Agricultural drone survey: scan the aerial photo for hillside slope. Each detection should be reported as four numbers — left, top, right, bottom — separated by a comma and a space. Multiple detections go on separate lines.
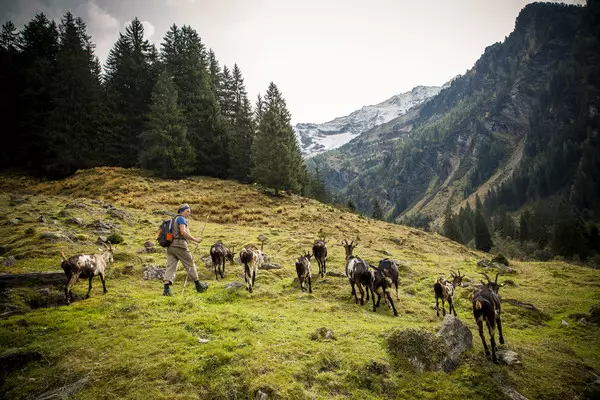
313, 3, 598, 231
0, 168, 599, 399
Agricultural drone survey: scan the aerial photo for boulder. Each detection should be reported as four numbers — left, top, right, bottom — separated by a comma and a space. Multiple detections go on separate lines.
387, 328, 447, 373
2, 256, 16, 267
497, 349, 522, 367
143, 265, 165, 280
437, 315, 473, 371
225, 281, 244, 290
309, 327, 335, 341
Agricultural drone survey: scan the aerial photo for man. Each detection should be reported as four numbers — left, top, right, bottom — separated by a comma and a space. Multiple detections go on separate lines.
163, 203, 209, 296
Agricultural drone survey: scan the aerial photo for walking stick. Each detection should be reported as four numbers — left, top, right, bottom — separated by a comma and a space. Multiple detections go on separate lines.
181, 211, 211, 296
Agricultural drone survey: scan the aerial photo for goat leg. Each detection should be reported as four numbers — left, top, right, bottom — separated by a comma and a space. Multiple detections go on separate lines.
350, 281, 358, 304
386, 292, 399, 316
487, 322, 498, 363
221, 261, 225, 279
395, 281, 400, 301
371, 286, 377, 312
357, 284, 365, 305
441, 298, 446, 316
100, 272, 107, 294
435, 295, 440, 317
476, 320, 490, 357
323, 259, 327, 276
449, 298, 457, 317
308, 276, 312, 294
86, 276, 93, 298
497, 316, 504, 345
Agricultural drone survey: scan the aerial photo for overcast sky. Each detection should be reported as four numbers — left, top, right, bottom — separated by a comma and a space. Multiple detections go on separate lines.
0, 0, 587, 124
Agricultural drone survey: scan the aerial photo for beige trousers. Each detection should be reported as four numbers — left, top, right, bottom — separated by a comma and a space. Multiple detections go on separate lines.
165, 246, 199, 283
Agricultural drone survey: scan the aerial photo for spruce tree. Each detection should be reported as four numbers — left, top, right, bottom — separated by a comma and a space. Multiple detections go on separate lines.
372, 198, 384, 220
161, 24, 229, 177
139, 72, 195, 178
228, 64, 255, 182
252, 82, 306, 194
0, 21, 20, 169
474, 209, 494, 252
443, 204, 462, 243
104, 17, 156, 166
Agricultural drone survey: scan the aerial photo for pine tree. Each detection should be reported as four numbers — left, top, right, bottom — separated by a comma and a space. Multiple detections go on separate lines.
0, 21, 20, 168
161, 24, 229, 177
139, 72, 195, 178
372, 198, 384, 220
443, 205, 462, 243
252, 82, 306, 194
17, 13, 59, 171
45, 12, 102, 174
228, 63, 255, 182
474, 209, 494, 252
519, 210, 531, 242
104, 17, 156, 166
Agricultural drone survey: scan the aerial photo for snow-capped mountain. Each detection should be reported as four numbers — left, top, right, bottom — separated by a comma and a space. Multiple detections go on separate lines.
294, 85, 443, 157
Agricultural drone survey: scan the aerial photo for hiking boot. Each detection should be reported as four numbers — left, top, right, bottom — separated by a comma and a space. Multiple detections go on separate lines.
163, 286, 174, 296
195, 281, 209, 293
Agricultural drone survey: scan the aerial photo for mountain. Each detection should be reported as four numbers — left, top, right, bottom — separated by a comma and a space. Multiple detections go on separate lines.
294, 85, 444, 157
312, 2, 600, 259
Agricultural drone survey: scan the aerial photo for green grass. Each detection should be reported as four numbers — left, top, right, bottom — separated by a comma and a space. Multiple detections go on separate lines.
1, 167, 599, 399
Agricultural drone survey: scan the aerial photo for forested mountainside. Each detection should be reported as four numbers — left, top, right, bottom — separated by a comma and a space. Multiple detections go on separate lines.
312, 1, 600, 261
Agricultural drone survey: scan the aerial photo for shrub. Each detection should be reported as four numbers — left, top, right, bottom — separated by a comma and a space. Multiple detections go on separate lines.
492, 253, 509, 266
106, 232, 124, 244
24, 227, 36, 236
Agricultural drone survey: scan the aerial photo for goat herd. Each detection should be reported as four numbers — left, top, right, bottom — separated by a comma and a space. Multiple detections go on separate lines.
59, 238, 507, 363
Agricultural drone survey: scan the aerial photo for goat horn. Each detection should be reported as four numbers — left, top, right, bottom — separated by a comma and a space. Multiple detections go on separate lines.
494, 271, 500, 285
479, 272, 492, 283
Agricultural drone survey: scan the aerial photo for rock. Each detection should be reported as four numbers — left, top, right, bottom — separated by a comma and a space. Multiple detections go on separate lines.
152, 210, 174, 216
202, 256, 213, 268
197, 337, 210, 344
255, 389, 270, 400
143, 265, 166, 280
37, 215, 47, 224
225, 282, 244, 289
65, 202, 87, 209
259, 263, 282, 270
57, 210, 71, 217
309, 327, 335, 341
2, 256, 16, 267
92, 199, 104, 205
66, 217, 84, 226
96, 236, 108, 244
122, 266, 134, 275
7, 219, 19, 226
9, 195, 26, 204
589, 302, 600, 324
437, 315, 473, 371
477, 258, 513, 273
561, 320, 569, 327
40, 232, 69, 241
144, 240, 154, 248
326, 271, 346, 278
497, 349, 522, 366
387, 328, 447, 373
107, 208, 132, 221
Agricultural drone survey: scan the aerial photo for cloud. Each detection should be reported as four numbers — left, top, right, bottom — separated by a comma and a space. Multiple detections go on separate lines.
123, 19, 155, 41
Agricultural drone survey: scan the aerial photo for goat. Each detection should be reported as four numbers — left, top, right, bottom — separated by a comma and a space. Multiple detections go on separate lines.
378, 258, 400, 301
433, 270, 465, 317
60, 242, 113, 305
312, 238, 328, 278
210, 241, 235, 280
369, 264, 398, 316
472, 272, 505, 363
341, 239, 372, 305
239, 245, 263, 293
295, 251, 312, 293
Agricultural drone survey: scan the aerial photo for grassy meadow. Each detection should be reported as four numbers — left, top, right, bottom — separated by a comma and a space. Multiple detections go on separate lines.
0, 167, 599, 399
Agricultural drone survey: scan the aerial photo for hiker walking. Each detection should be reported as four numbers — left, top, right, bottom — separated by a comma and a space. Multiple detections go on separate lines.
163, 203, 209, 296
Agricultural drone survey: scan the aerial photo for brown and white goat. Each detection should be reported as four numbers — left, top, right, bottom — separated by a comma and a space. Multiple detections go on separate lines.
433, 270, 464, 317
210, 241, 235, 280
369, 264, 398, 316
472, 272, 505, 363
312, 238, 328, 278
239, 245, 263, 293
378, 258, 400, 301
295, 252, 312, 293
60, 242, 113, 305
341, 239, 371, 305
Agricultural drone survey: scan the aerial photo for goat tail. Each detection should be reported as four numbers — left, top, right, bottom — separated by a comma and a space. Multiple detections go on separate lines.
475, 300, 483, 310
59, 251, 67, 262
433, 280, 443, 297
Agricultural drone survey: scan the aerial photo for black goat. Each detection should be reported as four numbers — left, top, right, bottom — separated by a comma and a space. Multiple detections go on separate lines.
378, 258, 400, 300
369, 264, 398, 316
433, 270, 464, 317
472, 272, 505, 363
210, 241, 235, 280
312, 239, 328, 278
341, 239, 372, 305
295, 251, 312, 293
